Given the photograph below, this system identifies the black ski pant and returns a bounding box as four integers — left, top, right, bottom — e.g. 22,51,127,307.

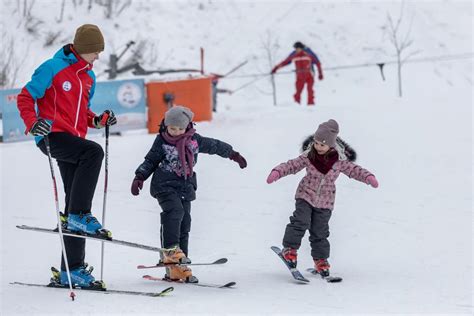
38,132,104,271
282,199,332,259
157,192,192,257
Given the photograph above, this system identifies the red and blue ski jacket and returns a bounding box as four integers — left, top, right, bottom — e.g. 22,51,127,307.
17,44,98,142
273,47,323,77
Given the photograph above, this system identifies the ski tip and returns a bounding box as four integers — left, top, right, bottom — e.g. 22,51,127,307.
293,272,310,283
306,268,317,274
142,275,162,282
214,258,228,264
137,265,146,269
157,286,174,296
220,281,236,288
306,268,343,282
326,277,343,283
297,278,310,283
270,246,281,252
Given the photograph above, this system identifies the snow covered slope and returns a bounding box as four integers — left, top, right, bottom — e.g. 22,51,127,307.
1,1,472,315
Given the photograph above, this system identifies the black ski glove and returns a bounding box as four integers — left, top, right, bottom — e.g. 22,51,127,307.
93,110,117,128
29,119,51,136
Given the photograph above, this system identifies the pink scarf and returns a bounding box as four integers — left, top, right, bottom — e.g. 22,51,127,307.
161,128,196,179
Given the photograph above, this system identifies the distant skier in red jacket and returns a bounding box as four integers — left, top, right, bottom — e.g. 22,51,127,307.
271,42,324,105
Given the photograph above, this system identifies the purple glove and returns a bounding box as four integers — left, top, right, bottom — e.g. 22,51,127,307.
131,174,144,196
229,151,247,169
366,175,379,188
266,170,281,184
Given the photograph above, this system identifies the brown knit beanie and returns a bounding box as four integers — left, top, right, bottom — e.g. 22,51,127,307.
73,24,104,54
313,119,339,147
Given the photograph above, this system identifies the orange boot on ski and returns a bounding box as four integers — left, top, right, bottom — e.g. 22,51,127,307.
161,246,198,283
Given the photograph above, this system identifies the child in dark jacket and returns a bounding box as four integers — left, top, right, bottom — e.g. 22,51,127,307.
266,119,378,276
131,106,247,283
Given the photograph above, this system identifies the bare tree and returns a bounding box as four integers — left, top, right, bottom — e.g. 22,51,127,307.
14,0,43,35
95,0,132,19
71,0,85,7
19,0,35,18
44,31,61,47
68,0,131,18
260,31,280,105
384,2,420,97
142,40,161,68
0,32,26,89
56,0,66,23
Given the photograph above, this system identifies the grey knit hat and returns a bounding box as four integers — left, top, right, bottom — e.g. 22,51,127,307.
164,106,194,129
313,119,339,147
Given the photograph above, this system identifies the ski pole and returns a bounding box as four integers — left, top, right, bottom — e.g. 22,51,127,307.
44,135,76,301
100,124,109,281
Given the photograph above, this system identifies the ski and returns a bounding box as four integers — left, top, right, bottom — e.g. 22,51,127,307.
143,275,236,289
137,258,228,269
11,281,174,297
306,268,343,283
271,246,310,283
17,225,166,253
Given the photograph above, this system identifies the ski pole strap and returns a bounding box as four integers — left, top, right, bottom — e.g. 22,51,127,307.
100,112,110,126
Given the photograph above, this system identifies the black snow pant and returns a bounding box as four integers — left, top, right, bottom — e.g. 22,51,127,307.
157,192,192,257
38,132,104,271
282,199,332,259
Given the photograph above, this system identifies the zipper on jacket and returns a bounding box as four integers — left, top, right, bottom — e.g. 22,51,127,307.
74,64,89,136
316,176,326,197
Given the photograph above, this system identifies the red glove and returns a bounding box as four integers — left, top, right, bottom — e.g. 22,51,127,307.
131,174,144,196
366,175,379,188
266,170,281,184
316,62,324,80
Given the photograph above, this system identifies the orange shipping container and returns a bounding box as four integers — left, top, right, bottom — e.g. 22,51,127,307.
146,76,213,133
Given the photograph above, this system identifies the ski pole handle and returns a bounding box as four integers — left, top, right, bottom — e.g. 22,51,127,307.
100,112,110,127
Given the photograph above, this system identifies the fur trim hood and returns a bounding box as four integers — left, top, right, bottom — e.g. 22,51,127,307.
301,135,357,162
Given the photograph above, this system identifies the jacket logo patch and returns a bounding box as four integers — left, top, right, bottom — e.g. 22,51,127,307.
62,81,72,91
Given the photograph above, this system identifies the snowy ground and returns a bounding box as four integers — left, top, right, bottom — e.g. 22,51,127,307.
1,1,473,315
1,61,472,314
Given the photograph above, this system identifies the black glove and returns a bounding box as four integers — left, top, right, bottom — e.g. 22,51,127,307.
229,151,247,169
29,119,51,136
93,110,117,128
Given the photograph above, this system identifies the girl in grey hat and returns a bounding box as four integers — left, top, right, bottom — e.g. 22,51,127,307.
130,106,247,283
266,119,378,277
